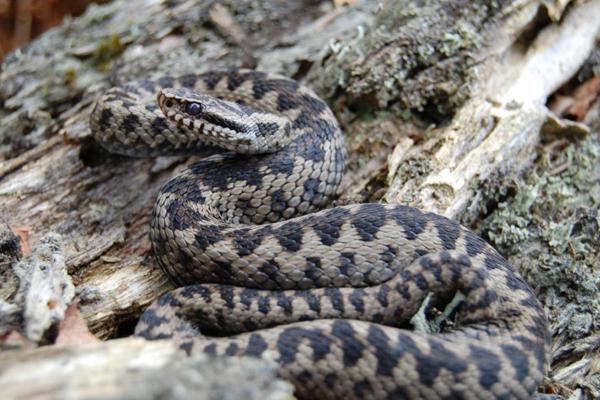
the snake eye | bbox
[186,102,202,115]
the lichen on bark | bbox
[312,0,525,121]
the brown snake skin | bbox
[90,69,550,399]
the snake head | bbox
[158,88,268,153]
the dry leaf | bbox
[55,302,99,345]
[10,225,31,254]
[550,76,600,121]
[0,330,36,350]
[566,75,600,121]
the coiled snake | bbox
[90,69,550,399]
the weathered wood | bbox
[0,338,294,400]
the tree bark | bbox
[1,0,599,398]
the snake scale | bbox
[90,69,550,399]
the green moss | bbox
[92,35,125,68]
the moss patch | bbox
[483,131,600,342]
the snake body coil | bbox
[90,69,550,399]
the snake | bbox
[90,69,551,399]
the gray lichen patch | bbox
[483,128,599,342]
